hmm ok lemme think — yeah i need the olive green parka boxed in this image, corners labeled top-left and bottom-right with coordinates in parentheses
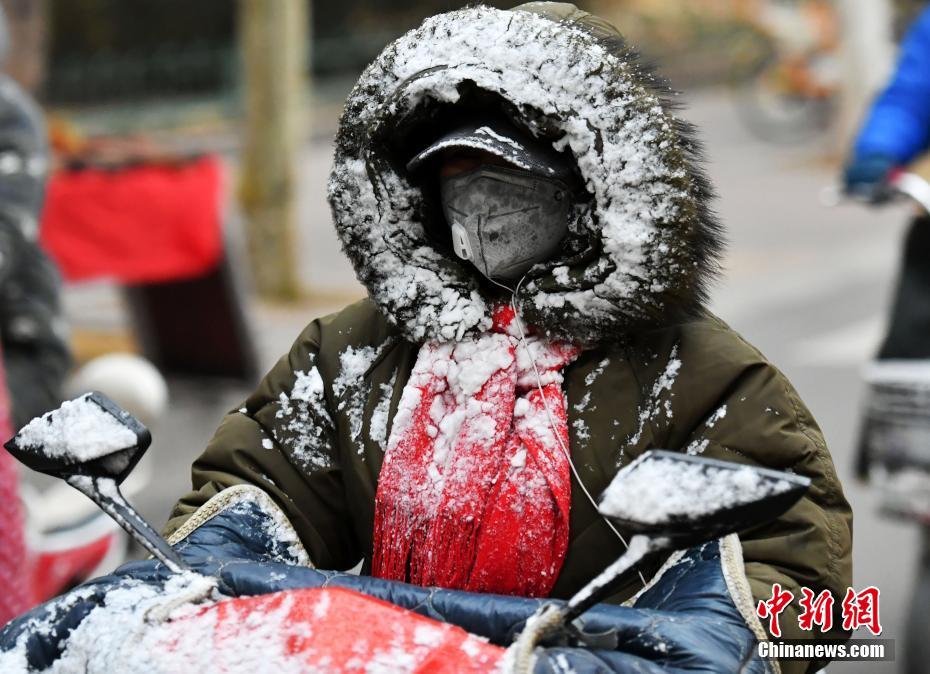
top-left (166, 5), bottom-right (852, 673)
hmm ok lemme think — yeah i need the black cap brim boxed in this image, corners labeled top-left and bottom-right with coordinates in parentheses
top-left (406, 122), bottom-right (569, 178)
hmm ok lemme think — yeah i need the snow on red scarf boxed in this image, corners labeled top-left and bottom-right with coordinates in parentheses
top-left (373, 307), bottom-right (580, 597)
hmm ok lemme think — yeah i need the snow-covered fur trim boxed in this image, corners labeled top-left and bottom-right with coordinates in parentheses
top-left (328, 4), bottom-right (722, 345)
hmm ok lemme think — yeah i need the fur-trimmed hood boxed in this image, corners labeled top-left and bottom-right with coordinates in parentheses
top-left (327, 2), bottom-right (722, 345)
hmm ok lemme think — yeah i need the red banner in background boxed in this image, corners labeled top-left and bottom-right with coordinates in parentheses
top-left (39, 155), bottom-right (225, 284)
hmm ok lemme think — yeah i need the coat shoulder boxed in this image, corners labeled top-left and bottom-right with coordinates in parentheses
top-left (624, 311), bottom-right (829, 472)
top-left (625, 313), bottom-right (853, 646)
top-left (636, 312), bottom-right (771, 374)
top-left (246, 297), bottom-right (402, 421)
top-left (289, 298), bottom-right (404, 372)
top-left (315, 298), bottom-right (399, 346)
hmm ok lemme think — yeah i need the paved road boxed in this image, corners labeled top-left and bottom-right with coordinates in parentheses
top-left (692, 93), bottom-right (912, 673)
top-left (52, 91), bottom-right (916, 671)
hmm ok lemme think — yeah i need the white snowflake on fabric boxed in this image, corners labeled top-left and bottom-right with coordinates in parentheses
top-left (621, 345), bottom-right (681, 463)
top-left (370, 371), bottom-right (398, 452)
top-left (273, 354), bottom-right (336, 473)
top-left (334, 342), bottom-right (391, 453)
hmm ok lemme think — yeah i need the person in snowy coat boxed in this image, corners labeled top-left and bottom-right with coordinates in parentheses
top-left (167, 3), bottom-right (850, 670)
top-left (0, 4), bottom-right (851, 673)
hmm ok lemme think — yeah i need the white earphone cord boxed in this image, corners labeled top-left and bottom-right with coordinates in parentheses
top-left (489, 275), bottom-right (647, 589)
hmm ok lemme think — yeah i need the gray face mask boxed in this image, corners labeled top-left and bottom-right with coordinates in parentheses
top-left (439, 166), bottom-right (571, 282)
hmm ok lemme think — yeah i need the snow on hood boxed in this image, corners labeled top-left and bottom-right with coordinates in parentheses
top-left (327, 3), bottom-right (722, 345)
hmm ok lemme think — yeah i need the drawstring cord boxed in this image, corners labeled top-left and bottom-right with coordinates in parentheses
top-left (487, 274), bottom-right (647, 590)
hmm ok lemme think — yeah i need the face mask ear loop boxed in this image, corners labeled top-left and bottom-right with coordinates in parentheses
top-left (486, 275), bottom-right (648, 589)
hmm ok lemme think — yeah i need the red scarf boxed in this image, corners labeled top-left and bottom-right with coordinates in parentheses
top-left (372, 307), bottom-right (580, 597)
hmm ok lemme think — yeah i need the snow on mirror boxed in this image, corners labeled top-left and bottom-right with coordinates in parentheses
top-left (598, 450), bottom-right (810, 536)
top-left (551, 451), bottom-right (812, 626)
top-left (4, 391), bottom-right (185, 572)
top-left (5, 391), bottom-right (150, 483)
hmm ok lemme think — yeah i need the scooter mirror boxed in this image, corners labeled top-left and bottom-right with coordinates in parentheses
top-left (5, 391), bottom-right (187, 572)
top-left (598, 450), bottom-right (810, 545)
top-left (555, 451), bottom-right (811, 625)
top-left (5, 391), bottom-right (151, 485)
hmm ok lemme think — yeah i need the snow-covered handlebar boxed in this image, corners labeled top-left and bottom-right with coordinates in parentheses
top-left (891, 172), bottom-right (930, 213)
top-left (820, 171), bottom-right (930, 213)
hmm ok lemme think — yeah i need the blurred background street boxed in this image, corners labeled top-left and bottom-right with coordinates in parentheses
top-left (4, 0), bottom-right (928, 671)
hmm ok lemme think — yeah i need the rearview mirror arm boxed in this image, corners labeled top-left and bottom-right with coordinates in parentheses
top-left (66, 475), bottom-right (189, 573)
top-left (562, 534), bottom-right (664, 624)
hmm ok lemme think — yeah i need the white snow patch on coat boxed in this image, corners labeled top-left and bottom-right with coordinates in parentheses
top-left (621, 346), bottom-right (681, 461)
top-left (370, 370), bottom-right (398, 452)
top-left (274, 354), bottom-right (335, 472)
top-left (685, 438), bottom-right (710, 456)
top-left (685, 403), bottom-right (729, 455)
top-left (584, 357), bottom-right (611, 387)
top-left (706, 404), bottom-right (727, 428)
top-left (572, 417), bottom-right (591, 444)
top-left (334, 343), bottom-right (389, 451)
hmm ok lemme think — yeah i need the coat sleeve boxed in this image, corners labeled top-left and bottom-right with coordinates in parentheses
top-left (854, 7), bottom-right (930, 163)
top-left (164, 319), bottom-right (362, 570)
top-left (631, 316), bottom-right (853, 674)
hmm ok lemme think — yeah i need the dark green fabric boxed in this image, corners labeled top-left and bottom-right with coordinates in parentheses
top-left (166, 299), bottom-right (852, 674)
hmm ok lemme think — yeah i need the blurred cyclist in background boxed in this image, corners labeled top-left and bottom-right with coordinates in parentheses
top-left (0, 72), bottom-right (69, 429)
top-left (843, 6), bottom-right (930, 361)
top-left (0, 5), bottom-right (71, 626)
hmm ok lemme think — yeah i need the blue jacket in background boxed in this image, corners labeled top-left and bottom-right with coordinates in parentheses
top-left (855, 7), bottom-right (930, 163)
